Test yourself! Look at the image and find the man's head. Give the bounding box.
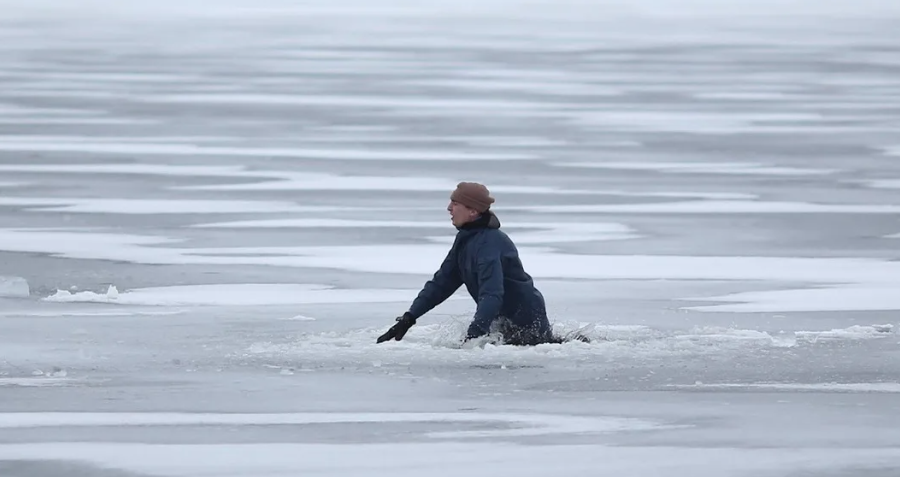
[448,181,494,227]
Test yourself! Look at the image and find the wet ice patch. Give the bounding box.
[43,284,428,307]
[554,161,837,176]
[683,285,900,312]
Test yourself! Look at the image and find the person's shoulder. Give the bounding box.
[474,227,516,253]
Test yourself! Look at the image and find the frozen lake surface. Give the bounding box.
[2,0,900,475]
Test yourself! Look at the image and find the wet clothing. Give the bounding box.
[406,211,554,345]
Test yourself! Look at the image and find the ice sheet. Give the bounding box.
[42,284,430,307]
[554,161,837,176]
[1,1,899,475]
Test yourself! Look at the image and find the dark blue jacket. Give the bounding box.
[406,211,553,342]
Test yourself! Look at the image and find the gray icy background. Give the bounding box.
[2,1,900,475]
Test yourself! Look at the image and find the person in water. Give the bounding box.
[376,181,561,346]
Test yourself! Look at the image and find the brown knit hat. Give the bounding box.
[450,182,494,213]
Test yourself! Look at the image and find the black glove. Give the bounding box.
[376,312,416,343]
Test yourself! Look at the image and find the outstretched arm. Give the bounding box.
[407,248,463,320]
[466,255,504,339]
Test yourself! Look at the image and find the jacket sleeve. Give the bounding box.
[466,254,504,338]
[407,246,463,320]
